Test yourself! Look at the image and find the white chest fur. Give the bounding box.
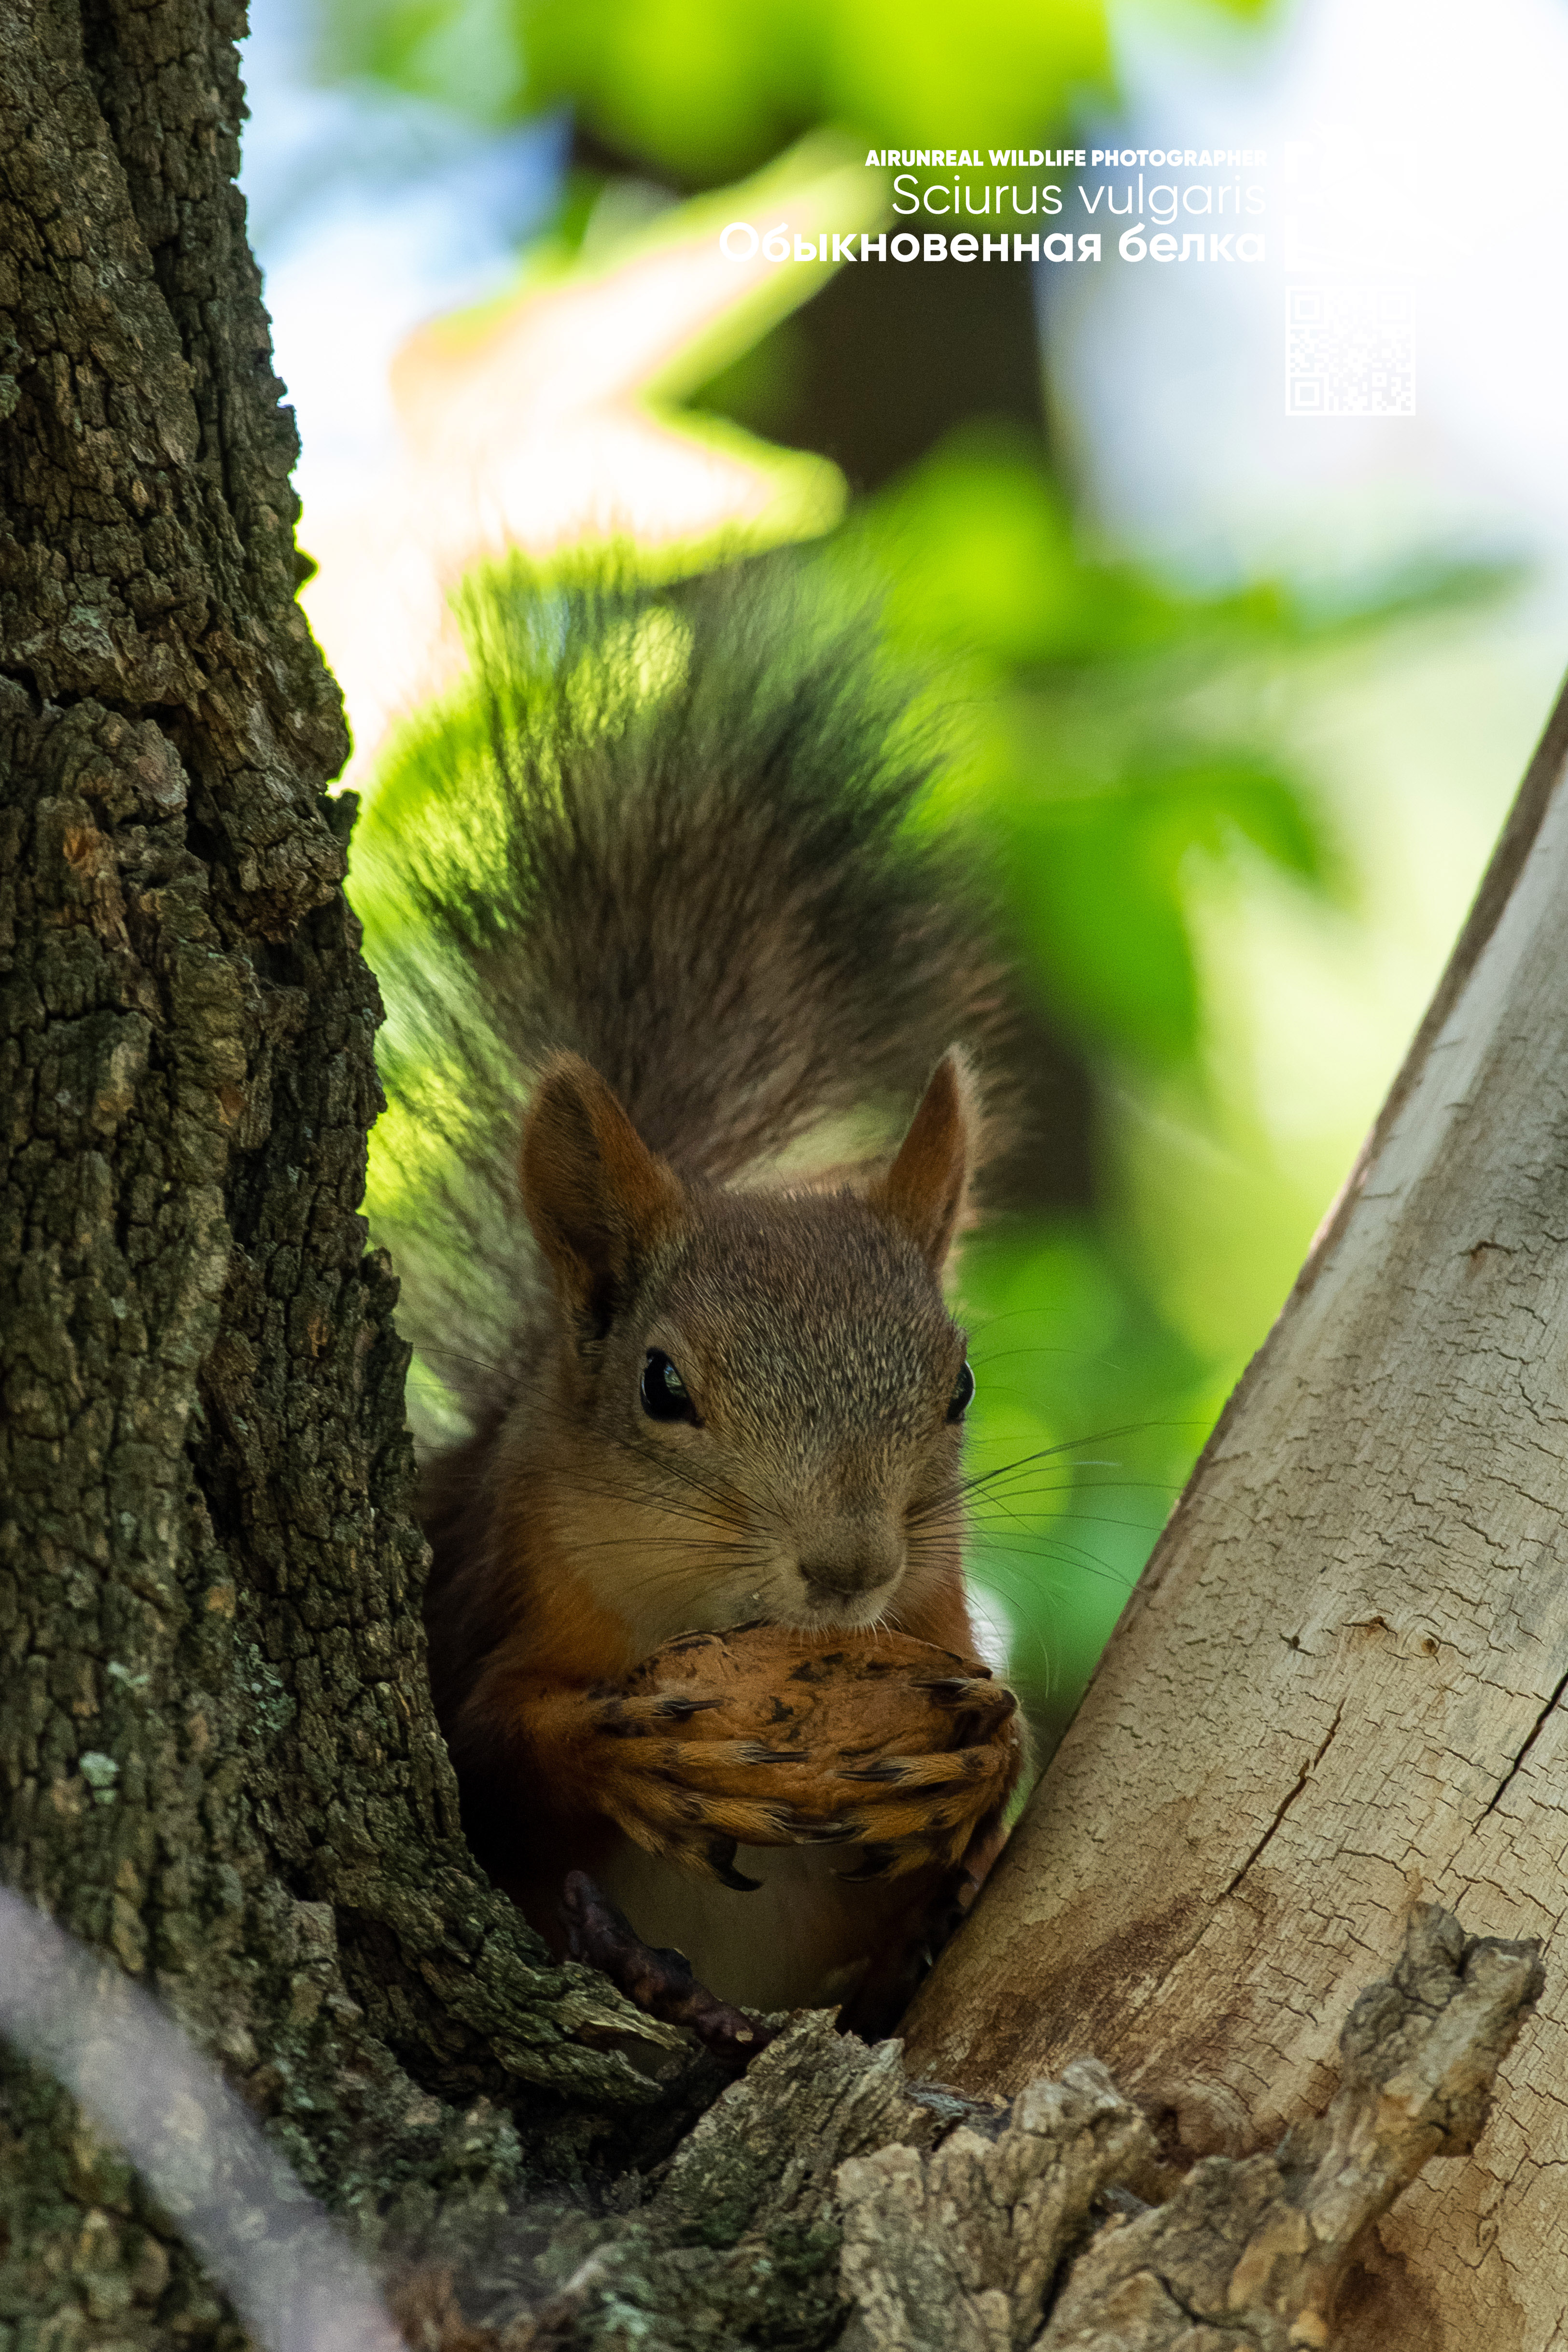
[595,1837,881,2014]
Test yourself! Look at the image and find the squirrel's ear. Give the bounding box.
[520,1053,683,1339]
[869,1048,979,1275]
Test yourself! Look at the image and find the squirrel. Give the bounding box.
[368,557,1028,2031]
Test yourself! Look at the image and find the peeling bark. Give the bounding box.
[379,1905,1540,2350]
[1036,1907,1542,2352]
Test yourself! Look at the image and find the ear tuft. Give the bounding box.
[868,1048,980,1274]
[520,1054,683,1340]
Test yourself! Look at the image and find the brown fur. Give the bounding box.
[423,1061,1023,2016]
[868,1047,980,1271]
[370,564,1015,1429]
[394,565,1024,2017]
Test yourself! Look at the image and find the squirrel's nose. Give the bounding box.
[797,1523,902,1602]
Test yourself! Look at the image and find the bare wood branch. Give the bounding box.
[907,674,1568,2349]
[385,1905,1538,2351]
[1037,1906,1543,2352]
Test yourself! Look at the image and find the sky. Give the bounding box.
[1062,0,1568,581]
[239,0,563,519]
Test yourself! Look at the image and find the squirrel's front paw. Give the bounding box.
[581,1652,815,1889]
[588,1625,1022,1886]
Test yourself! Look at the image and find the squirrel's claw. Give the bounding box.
[560,1871,772,2063]
[584,1625,1026,1884]
[705,1836,762,1892]
[917,1676,1018,1733]
[782,1812,866,1845]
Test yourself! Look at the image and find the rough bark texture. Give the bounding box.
[387,1905,1541,2351]
[907,676,1568,2350]
[0,0,711,2338]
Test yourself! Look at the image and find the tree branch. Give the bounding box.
[1037,1906,1543,2351]
[383,1904,1540,2351]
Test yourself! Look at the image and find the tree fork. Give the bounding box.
[908,674,1568,2348]
[1,0,1562,2341]
[383,1903,1546,2349]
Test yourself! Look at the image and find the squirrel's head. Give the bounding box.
[515,1050,980,1649]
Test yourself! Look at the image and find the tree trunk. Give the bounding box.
[906,678,1568,2349]
[0,0,703,2337]
[0,0,1555,2344]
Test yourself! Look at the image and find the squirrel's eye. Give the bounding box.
[947,1360,975,1423]
[641,1348,697,1425]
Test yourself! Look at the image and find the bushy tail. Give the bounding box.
[356,553,1009,1431]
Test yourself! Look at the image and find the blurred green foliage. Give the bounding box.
[351,431,1506,1750]
[323,0,1507,1752]
[318,0,1276,166]
[324,0,1100,164]
[817,427,1506,1735]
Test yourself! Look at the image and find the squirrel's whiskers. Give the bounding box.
[381,560,1027,2025]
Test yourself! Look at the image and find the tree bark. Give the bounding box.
[0,0,706,2338]
[906,676,1568,2349]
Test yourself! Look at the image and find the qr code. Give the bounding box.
[1285,286,1414,416]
